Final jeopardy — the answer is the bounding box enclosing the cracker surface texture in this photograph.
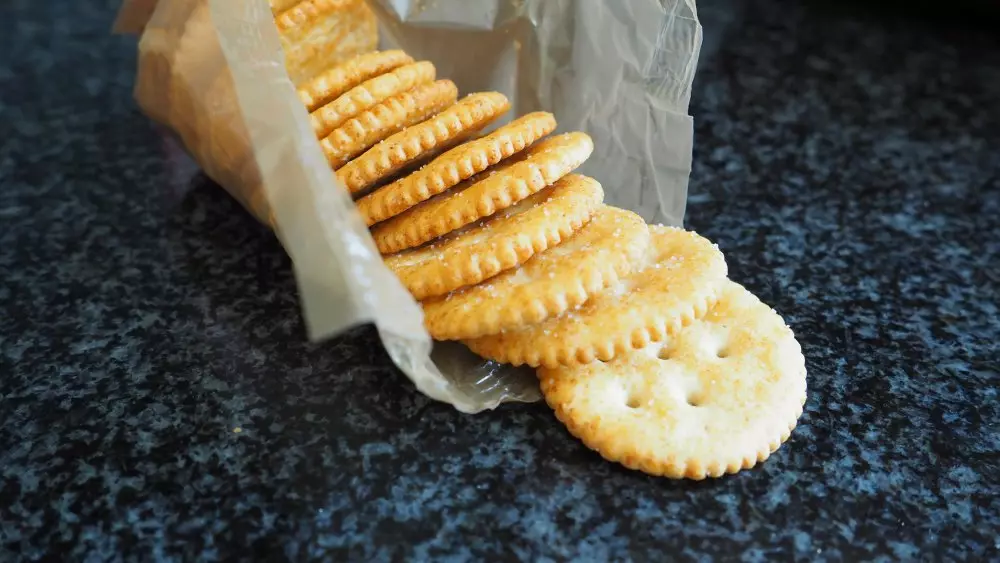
[539,280,807,479]
[423,206,649,340]
[372,132,594,254]
[297,50,414,112]
[276,0,378,85]
[309,61,437,139]
[336,92,511,196]
[319,79,458,169]
[464,225,729,368]
[384,174,603,301]
[357,112,558,227]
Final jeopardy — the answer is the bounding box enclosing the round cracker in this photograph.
[297,50,414,112]
[464,225,728,368]
[384,173,603,301]
[319,79,458,170]
[356,112,558,227]
[337,92,511,197]
[423,206,649,340]
[538,280,807,479]
[309,61,436,139]
[371,132,594,255]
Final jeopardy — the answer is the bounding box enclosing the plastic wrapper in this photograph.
[114,0,702,413]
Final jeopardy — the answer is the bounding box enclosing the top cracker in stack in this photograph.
[271,0,379,85]
[286,43,808,480]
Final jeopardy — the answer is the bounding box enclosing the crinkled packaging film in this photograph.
[114,0,702,413]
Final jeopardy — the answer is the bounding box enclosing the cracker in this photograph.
[276,0,378,85]
[297,50,414,112]
[337,92,511,196]
[371,132,594,254]
[384,174,603,301]
[309,61,437,139]
[319,80,458,170]
[464,225,728,368]
[275,0,354,30]
[356,112,558,227]
[422,206,649,340]
[538,280,807,479]
[271,0,304,15]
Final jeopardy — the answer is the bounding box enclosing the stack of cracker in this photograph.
[294,47,808,480]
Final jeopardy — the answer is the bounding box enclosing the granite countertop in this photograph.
[2,0,999,560]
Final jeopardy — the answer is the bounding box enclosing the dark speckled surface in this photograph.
[2,0,999,560]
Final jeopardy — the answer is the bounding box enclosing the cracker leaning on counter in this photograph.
[270,0,807,480]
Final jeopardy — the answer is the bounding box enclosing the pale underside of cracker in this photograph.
[297,50,414,113]
[309,61,436,139]
[337,92,512,197]
[384,173,604,301]
[464,225,729,368]
[423,205,650,340]
[277,0,378,85]
[539,280,808,480]
[371,131,594,255]
[319,80,458,170]
[356,112,558,227]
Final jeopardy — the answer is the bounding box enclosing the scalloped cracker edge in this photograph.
[372,131,594,254]
[384,173,604,301]
[538,280,807,479]
[275,0,357,31]
[423,205,649,340]
[356,112,558,227]
[464,226,729,368]
[297,50,414,112]
[276,0,378,86]
[309,61,436,139]
[319,80,458,170]
[337,92,511,196]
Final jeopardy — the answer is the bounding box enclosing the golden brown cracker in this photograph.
[464,225,729,368]
[337,92,511,196]
[422,206,649,340]
[275,0,353,30]
[384,174,603,301]
[371,132,594,255]
[319,79,458,170]
[276,0,378,85]
[271,0,304,15]
[539,280,807,480]
[309,61,437,139]
[356,112,558,227]
[297,50,414,112]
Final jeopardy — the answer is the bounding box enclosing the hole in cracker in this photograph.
[657,346,672,360]
[624,387,645,409]
[687,393,703,407]
[710,328,732,359]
